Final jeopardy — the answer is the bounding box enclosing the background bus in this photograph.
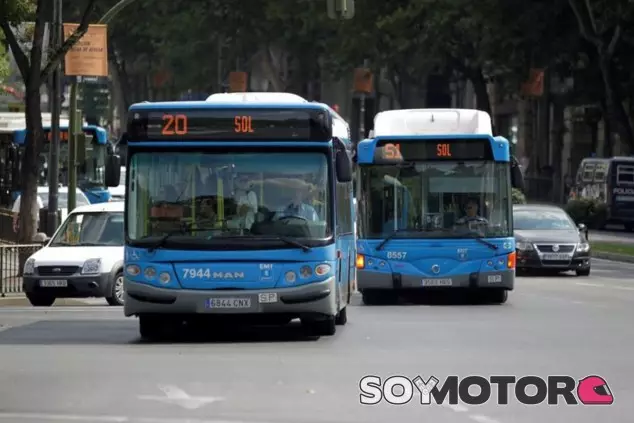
[121,94,354,339]
[12,124,112,204]
[355,108,524,305]
[571,156,634,230]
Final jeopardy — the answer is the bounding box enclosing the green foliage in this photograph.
[565,198,608,229]
[511,188,527,205]
[0,33,9,82]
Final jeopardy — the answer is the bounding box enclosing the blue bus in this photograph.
[121,94,355,339]
[355,109,524,305]
[12,124,112,204]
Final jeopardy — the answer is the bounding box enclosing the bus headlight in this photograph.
[356,254,365,269]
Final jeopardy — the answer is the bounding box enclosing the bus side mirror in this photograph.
[335,150,352,182]
[105,154,121,187]
[511,156,525,192]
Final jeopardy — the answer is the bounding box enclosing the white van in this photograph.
[22,202,125,307]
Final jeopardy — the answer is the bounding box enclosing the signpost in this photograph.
[62,23,108,212]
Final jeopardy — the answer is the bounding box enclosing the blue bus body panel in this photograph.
[357,238,516,277]
[84,188,111,204]
[13,125,108,144]
[356,135,511,164]
[125,246,337,291]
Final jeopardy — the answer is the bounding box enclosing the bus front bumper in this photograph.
[123,277,337,317]
[357,270,514,290]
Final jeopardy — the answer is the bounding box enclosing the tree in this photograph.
[0,33,9,82]
[569,0,634,151]
[0,0,97,243]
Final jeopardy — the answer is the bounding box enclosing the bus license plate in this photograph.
[206,297,251,309]
[39,280,67,287]
[542,253,570,261]
[422,278,453,287]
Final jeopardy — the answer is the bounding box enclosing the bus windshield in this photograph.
[359,160,512,239]
[126,151,332,249]
[37,141,106,188]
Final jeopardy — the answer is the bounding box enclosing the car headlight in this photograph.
[516,241,534,251]
[23,258,35,275]
[577,242,590,253]
[81,258,101,275]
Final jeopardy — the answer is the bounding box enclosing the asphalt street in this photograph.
[0,258,631,423]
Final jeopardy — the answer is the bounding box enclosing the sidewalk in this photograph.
[0,293,101,307]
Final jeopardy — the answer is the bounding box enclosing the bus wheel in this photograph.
[335,306,347,325]
[302,316,336,336]
[488,289,508,305]
[139,315,171,341]
[361,289,392,305]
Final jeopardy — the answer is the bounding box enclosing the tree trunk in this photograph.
[598,56,634,153]
[469,70,492,116]
[18,82,44,246]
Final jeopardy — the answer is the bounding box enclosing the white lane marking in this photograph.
[137,384,224,409]
[469,415,501,423]
[576,282,634,291]
[0,412,267,423]
[576,282,605,288]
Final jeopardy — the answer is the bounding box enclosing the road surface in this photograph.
[0,258,631,423]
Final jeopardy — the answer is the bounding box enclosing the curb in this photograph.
[593,251,634,264]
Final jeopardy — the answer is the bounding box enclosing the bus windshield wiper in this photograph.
[258,235,311,252]
[376,228,423,251]
[465,232,498,250]
[147,224,212,252]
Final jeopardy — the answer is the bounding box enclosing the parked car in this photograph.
[13,186,91,223]
[513,204,591,276]
[22,201,125,307]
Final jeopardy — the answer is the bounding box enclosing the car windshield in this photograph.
[50,211,124,246]
[359,160,512,239]
[126,151,331,249]
[514,209,575,230]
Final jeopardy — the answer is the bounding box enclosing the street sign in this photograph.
[353,68,373,94]
[229,72,248,92]
[63,24,108,77]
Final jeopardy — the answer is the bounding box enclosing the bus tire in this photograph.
[139,315,165,341]
[361,289,385,305]
[302,316,336,336]
[488,289,508,304]
[335,306,347,325]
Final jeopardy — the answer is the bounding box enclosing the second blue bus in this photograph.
[355,109,524,305]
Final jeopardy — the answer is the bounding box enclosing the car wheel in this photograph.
[106,272,125,306]
[576,267,591,277]
[26,293,55,307]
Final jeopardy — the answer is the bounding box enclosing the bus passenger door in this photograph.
[335,182,354,308]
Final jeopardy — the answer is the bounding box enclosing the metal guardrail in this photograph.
[0,244,44,296]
